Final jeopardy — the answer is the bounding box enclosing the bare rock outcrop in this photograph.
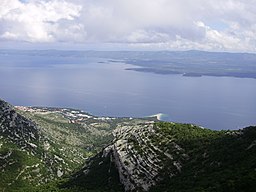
[103,121,187,191]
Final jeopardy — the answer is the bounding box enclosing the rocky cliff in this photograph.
[0,99,40,152]
[105,121,187,191]
[0,99,68,191]
[66,122,256,192]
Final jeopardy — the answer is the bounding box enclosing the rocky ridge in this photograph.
[67,122,256,192]
[105,121,186,191]
[0,100,40,152]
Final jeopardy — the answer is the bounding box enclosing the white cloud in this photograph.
[0,0,256,52]
[1,31,18,40]
[0,0,82,42]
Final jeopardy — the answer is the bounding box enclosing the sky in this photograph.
[0,0,256,52]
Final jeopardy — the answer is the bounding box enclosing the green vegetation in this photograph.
[63,152,124,192]
[0,101,121,191]
[1,99,256,192]
[60,122,256,192]
[150,122,256,192]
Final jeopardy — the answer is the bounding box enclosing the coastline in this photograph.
[149,113,167,121]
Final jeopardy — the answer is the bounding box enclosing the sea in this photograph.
[0,51,256,130]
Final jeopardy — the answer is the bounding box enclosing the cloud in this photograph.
[0,0,83,42]
[0,0,256,52]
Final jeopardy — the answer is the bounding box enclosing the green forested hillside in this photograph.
[150,122,256,192]
[63,122,256,192]
[1,99,256,192]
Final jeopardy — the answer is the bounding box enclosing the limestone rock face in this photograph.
[103,121,187,191]
[0,99,40,152]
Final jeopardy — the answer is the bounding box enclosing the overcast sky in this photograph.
[0,0,256,51]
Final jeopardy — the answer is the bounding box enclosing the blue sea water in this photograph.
[0,52,255,130]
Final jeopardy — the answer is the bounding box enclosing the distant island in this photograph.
[1,49,256,79]
[121,50,256,78]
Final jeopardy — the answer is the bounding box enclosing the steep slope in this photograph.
[0,100,40,150]
[0,99,51,191]
[0,99,118,191]
[0,100,93,191]
[0,101,31,189]
[0,99,156,191]
[65,122,256,192]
